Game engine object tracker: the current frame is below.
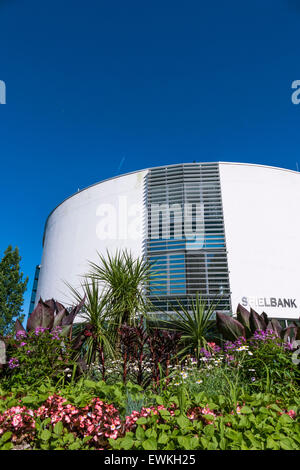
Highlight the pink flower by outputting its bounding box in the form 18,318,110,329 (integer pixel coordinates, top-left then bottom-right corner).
287,410,296,419
12,415,23,427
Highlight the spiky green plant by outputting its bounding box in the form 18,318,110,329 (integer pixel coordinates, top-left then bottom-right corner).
157,294,220,360
88,250,152,327
67,278,115,375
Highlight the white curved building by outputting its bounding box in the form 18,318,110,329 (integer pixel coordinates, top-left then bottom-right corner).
34,162,300,321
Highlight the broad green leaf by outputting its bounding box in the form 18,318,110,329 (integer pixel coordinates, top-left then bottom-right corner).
136,426,145,441
142,438,157,450
121,436,134,450
136,417,147,425
158,433,169,444
200,437,209,449
219,437,227,450
269,404,282,413
177,436,197,450
240,406,253,414
279,414,294,425
155,395,164,406
145,428,157,439
40,429,52,441
266,437,280,450
204,425,215,438
1,442,13,450
69,441,81,450
207,441,218,450
53,421,63,436
66,433,75,443
176,415,190,428
280,437,297,450
22,396,36,405
0,431,12,443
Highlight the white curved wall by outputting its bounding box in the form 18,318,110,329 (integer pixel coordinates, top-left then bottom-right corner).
220,162,300,319
36,162,300,320
36,170,147,306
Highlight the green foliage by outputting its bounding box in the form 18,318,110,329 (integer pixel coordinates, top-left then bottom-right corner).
34,419,92,450
88,249,152,326
68,278,115,370
0,246,28,336
158,294,219,359
170,361,242,404
77,379,145,417
65,250,154,376
110,392,300,450
0,247,299,450
2,329,75,387
239,338,300,397
125,389,145,417
0,378,299,450
0,431,13,450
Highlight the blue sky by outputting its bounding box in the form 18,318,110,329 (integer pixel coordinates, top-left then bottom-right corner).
1,0,300,318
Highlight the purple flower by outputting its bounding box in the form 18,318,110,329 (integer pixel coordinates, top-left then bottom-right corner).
224,341,235,352
284,342,295,351
34,327,49,336
50,326,62,340
8,357,20,369
226,354,234,363
16,330,27,339
235,337,246,347
252,329,278,343
200,348,211,358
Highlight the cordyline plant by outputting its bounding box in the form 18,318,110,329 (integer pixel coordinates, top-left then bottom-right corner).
157,294,219,361
88,250,153,327
67,278,115,378
216,304,300,344
65,250,158,379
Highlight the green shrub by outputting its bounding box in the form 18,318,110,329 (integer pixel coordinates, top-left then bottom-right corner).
110,392,300,450
2,328,75,388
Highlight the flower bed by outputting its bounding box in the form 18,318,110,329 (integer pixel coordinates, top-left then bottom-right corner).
0,389,298,450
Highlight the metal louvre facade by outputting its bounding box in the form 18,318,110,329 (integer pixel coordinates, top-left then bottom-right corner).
145,163,231,313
